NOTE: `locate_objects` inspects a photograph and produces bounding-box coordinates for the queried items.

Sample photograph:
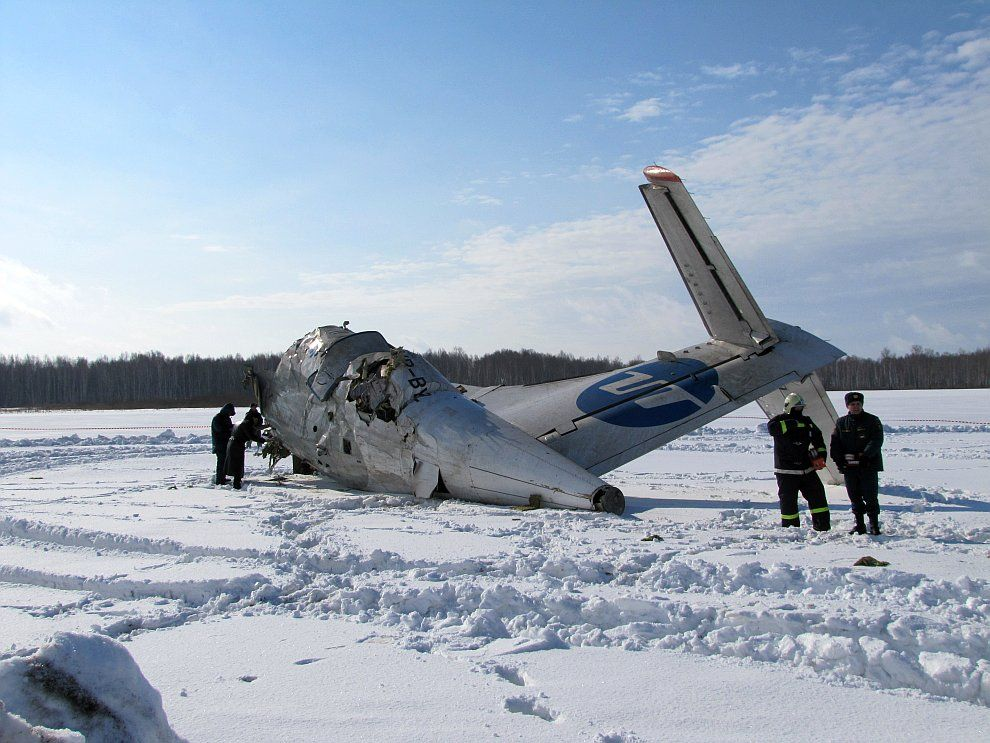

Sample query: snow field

[0,392,988,741]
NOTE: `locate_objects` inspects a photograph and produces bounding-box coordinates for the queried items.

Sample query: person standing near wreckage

[830,392,884,535]
[243,403,263,446]
[225,413,264,490]
[211,403,235,485]
[766,392,831,531]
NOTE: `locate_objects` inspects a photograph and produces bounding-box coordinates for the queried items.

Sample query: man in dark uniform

[767,392,830,531]
[211,403,235,485]
[244,402,263,430]
[830,391,884,535]
[243,403,263,449]
[225,415,265,490]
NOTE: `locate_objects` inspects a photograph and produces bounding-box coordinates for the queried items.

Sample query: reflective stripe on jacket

[767,412,827,475]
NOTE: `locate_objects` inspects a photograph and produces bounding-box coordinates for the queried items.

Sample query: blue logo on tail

[576,358,719,428]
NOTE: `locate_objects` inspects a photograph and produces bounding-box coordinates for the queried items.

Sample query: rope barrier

[720,416,990,425]
[1,419,988,432]
[0,426,210,431]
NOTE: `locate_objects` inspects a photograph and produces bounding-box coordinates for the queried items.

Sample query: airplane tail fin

[640,167,777,351]
[757,372,844,485]
[641,166,843,484]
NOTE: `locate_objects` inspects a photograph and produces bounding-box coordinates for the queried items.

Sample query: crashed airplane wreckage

[247,166,844,515]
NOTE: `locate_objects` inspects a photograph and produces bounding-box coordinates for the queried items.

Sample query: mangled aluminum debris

[247,167,845,515]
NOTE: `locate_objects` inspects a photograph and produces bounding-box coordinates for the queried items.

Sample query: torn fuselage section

[258,325,624,514]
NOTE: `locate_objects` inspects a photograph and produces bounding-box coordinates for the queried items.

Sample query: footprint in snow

[594,732,644,743]
[482,663,526,686]
[293,657,324,666]
[503,694,557,722]
[238,675,257,683]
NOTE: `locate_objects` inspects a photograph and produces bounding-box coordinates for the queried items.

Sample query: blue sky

[2,1,988,361]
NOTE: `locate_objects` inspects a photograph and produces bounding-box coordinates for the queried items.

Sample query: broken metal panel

[308,330,391,401]
[413,459,440,500]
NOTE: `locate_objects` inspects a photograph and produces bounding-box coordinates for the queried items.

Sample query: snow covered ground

[0,390,988,742]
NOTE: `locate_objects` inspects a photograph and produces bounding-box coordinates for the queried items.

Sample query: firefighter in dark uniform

[830,391,884,535]
[225,415,265,490]
[210,403,235,485]
[767,392,830,530]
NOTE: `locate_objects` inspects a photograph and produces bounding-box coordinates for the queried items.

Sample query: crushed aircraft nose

[250,325,621,513]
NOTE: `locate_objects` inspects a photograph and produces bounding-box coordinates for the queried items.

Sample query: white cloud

[825,53,853,64]
[629,70,665,84]
[888,78,917,93]
[788,47,819,63]
[904,314,969,348]
[647,26,990,355]
[9,23,988,362]
[702,62,760,79]
[452,189,502,207]
[0,255,239,358]
[619,98,662,122]
[166,210,702,358]
[593,92,630,115]
[883,313,972,354]
[951,36,990,68]
[842,62,885,83]
[0,257,76,330]
[184,23,988,360]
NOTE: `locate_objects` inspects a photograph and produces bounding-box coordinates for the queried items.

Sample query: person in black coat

[830,391,885,535]
[244,402,263,431]
[766,392,830,531]
[211,403,235,485]
[225,416,264,490]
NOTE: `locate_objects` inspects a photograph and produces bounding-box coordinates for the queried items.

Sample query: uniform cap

[844,392,864,405]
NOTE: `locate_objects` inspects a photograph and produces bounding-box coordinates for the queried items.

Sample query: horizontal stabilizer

[757,372,843,485]
[640,167,777,350]
[467,320,843,476]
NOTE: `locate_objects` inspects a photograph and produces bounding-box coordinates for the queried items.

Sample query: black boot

[811,510,831,532]
[868,514,881,535]
[781,517,800,527]
[849,513,867,535]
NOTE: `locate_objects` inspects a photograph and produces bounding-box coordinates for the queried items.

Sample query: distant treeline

[0,352,279,409]
[0,347,623,409]
[422,347,624,387]
[816,346,990,391]
[0,344,986,409]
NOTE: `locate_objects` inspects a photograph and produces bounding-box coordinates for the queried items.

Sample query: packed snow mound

[0,699,84,743]
[0,633,184,743]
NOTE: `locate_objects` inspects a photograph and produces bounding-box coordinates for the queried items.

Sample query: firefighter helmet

[783,392,806,413]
